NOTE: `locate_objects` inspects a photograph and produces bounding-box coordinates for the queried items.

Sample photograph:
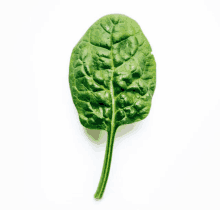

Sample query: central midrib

[109,25,116,136]
[95,23,116,198]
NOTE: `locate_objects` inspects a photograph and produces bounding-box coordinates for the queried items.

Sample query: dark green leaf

[69,14,156,199]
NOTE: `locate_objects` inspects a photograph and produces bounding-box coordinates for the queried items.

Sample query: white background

[0,0,220,209]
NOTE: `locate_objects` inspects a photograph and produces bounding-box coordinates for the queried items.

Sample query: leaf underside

[69,14,156,132]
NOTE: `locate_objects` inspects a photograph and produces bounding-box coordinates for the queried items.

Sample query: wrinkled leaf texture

[69,14,156,132]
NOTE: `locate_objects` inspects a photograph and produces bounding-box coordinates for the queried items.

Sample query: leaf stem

[94,126,117,199]
[94,20,117,200]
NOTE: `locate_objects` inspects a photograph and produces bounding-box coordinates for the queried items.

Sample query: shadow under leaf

[83,121,142,145]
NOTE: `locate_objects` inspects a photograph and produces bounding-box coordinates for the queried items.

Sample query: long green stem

[94,126,117,199]
[94,19,117,200]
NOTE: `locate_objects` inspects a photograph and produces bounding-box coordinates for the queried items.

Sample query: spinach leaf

[69,14,156,199]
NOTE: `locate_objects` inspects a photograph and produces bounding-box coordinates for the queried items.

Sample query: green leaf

[69,14,156,199]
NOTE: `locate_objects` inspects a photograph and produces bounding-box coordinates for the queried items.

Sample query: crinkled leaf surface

[69,14,156,199]
[69,14,156,131]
